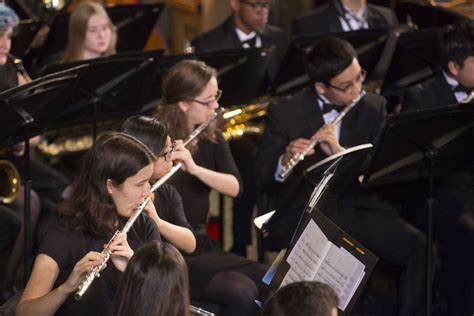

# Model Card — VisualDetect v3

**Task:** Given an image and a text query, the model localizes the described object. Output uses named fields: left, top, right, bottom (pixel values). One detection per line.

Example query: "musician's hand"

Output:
left=172, top=140, right=199, bottom=175
left=143, top=193, right=160, bottom=222
left=281, top=138, right=315, bottom=166
left=314, top=124, right=344, bottom=156
left=62, top=251, right=104, bottom=293
left=108, top=233, right=134, bottom=272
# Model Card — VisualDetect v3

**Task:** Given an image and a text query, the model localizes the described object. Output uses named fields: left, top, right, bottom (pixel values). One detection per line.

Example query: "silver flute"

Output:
left=74, top=107, right=224, bottom=300
left=279, top=90, right=366, bottom=181
left=190, top=305, right=215, bottom=316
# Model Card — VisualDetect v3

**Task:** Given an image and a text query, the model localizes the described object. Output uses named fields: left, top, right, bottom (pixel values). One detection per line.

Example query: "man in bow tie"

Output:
left=191, top=0, right=286, bottom=83
left=257, top=37, right=427, bottom=316
left=403, top=20, right=474, bottom=111
left=191, top=0, right=287, bottom=257
left=401, top=20, right=474, bottom=316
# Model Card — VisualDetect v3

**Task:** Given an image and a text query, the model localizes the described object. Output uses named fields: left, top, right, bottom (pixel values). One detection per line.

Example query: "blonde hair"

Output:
left=62, top=2, right=117, bottom=62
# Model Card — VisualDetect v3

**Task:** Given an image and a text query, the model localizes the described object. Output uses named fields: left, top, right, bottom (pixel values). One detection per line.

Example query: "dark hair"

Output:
left=263, top=281, right=339, bottom=316
left=439, top=20, right=474, bottom=72
left=305, top=37, right=357, bottom=84
left=112, top=241, right=190, bottom=316
left=120, top=115, right=169, bottom=156
left=59, top=132, right=156, bottom=236
left=154, top=60, right=217, bottom=153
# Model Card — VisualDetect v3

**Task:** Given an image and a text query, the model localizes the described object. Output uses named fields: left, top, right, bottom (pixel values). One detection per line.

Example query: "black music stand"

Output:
left=271, top=28, right=390, bottom=96
left=396, top=0, right=468, bottom=29
left=0, top=66, right=86, bottom=282
left=141, top=48, right=273, bottom=107
left=381, top=27, right=443, bottom=97
left=263, top=144, right=377, bottom=315
left=362, top=103, right=474, bottom=315
left=262, top=144, right=374, bottom=252
left=34, top=3, right=165, bottom=66
left=41, top=51, right=160, bottom=137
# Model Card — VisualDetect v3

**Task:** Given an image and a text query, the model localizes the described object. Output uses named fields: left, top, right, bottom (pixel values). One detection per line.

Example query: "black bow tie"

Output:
left=453, top=84, right=472, bottom=94
left=241, top=36, right=256, bottom=48
left=322, top=103, right=341, bottom=114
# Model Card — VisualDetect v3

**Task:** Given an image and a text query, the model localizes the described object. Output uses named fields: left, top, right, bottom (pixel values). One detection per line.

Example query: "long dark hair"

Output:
left=59, top=132, right=155, bottom=236
left=120, top=115, right=168, bottom=156
left=112, top=241, right=190, bottom=316
left=154, top=60, right=217, bottom=154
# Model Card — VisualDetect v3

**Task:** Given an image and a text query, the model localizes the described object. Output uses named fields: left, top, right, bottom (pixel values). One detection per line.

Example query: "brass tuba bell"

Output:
left=0, top=160, right=21, bottom=204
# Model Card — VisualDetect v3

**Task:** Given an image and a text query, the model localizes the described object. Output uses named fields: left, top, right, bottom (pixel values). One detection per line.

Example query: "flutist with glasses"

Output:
left=17, top=133, right=161, bottom=316
left=256, top=37, right=427, bottom=316
left=154, top=60, right=268, bottom=316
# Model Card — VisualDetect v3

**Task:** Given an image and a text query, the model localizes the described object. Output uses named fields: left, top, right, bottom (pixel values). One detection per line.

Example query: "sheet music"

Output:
left=281, top=220, right=331, bottom=286
left=279, top=219, right=367, bottom=311
left=313, top=246, right=366, bottom=311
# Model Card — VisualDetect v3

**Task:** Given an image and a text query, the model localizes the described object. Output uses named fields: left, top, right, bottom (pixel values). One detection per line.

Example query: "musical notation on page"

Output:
left=280, top=219, right=366, bottom=311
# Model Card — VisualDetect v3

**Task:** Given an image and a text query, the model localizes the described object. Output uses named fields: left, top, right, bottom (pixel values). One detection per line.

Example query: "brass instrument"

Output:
left=74, top=108, right=224, bottom=300
left=222, top=101, right=269, bottom=141
left=279, top=90, right=367, bottom=181
left=0, top=160, right=21, bottom=204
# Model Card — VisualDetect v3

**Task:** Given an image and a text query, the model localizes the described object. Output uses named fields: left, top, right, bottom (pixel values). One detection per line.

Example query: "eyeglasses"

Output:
left=240, top=1, right=273, bottom=10
left=191, top=89, right=222, bottom=108
left=159, top=142, right=176, bottom=161
left=326, top=69, right=367, bottom=94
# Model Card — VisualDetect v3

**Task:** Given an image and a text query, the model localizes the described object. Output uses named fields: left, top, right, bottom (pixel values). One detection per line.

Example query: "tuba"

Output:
left=0, top=160, right=21, bottom=204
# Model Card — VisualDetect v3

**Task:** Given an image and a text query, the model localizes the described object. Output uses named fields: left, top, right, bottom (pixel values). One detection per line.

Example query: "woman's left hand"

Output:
left=107, top=233, right=134, bottom=272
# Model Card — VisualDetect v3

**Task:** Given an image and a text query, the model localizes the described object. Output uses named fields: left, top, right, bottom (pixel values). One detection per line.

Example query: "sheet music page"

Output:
left=313, top=246, right=366, bottom=311
left=281, top=220, right=331, bottom=287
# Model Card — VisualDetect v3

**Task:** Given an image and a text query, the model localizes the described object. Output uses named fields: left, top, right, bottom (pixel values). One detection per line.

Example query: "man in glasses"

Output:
left=191, top=0, right=286, bottom=257
left=256, top=37, right=426, bottom=316
left=292, top=0, right=397, bottom=37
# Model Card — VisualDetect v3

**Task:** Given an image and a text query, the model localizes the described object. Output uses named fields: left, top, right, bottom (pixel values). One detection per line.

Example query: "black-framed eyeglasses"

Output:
left=191, top=89, right=223, bottom=108
left=326, top=69, right=367, bottom=94
left=159, top=141, right=176, bottom=161
left=240, top=1, right=273, bottom=10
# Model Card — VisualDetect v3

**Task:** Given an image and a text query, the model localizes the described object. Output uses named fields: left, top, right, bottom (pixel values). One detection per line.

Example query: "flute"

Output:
left=279, top=90, right=366, bottom=181
left=74, top=107, right=224, bottom=300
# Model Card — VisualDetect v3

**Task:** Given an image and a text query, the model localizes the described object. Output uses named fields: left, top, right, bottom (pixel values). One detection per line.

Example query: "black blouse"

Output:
left=169, top=131, right=241, bottom=226
left=38, top=214, right=161, bottom=316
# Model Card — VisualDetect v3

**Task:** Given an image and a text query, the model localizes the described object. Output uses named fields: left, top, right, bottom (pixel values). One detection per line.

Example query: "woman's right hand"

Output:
left=61, top=251, right=104, bottom=294
left=172, top=140, right=199, bottom=175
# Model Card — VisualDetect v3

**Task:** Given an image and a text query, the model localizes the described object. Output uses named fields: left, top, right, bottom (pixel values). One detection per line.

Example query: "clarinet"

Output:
left=74, top=107, right=224, bottom=300
left=279, top=90, right=366, bottom=181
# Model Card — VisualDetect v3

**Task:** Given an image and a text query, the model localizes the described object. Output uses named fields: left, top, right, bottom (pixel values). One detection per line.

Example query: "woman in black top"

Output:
left=145, top=60, right=268, bottom=315
left=16, top=132, right=161, bottom=316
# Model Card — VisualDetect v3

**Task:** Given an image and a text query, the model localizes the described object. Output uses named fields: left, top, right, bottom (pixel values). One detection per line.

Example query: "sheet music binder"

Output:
left=268, top=211, right=378, bottom=315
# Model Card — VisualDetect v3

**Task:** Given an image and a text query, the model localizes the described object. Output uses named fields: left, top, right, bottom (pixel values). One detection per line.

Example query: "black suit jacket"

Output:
left=191, top=16, right=287, bottom=83
left=402, top=73, right=457, bottom=112
left=292, top=0, right=398, bottom=36
left=256, top=87, right=386, bottom=249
